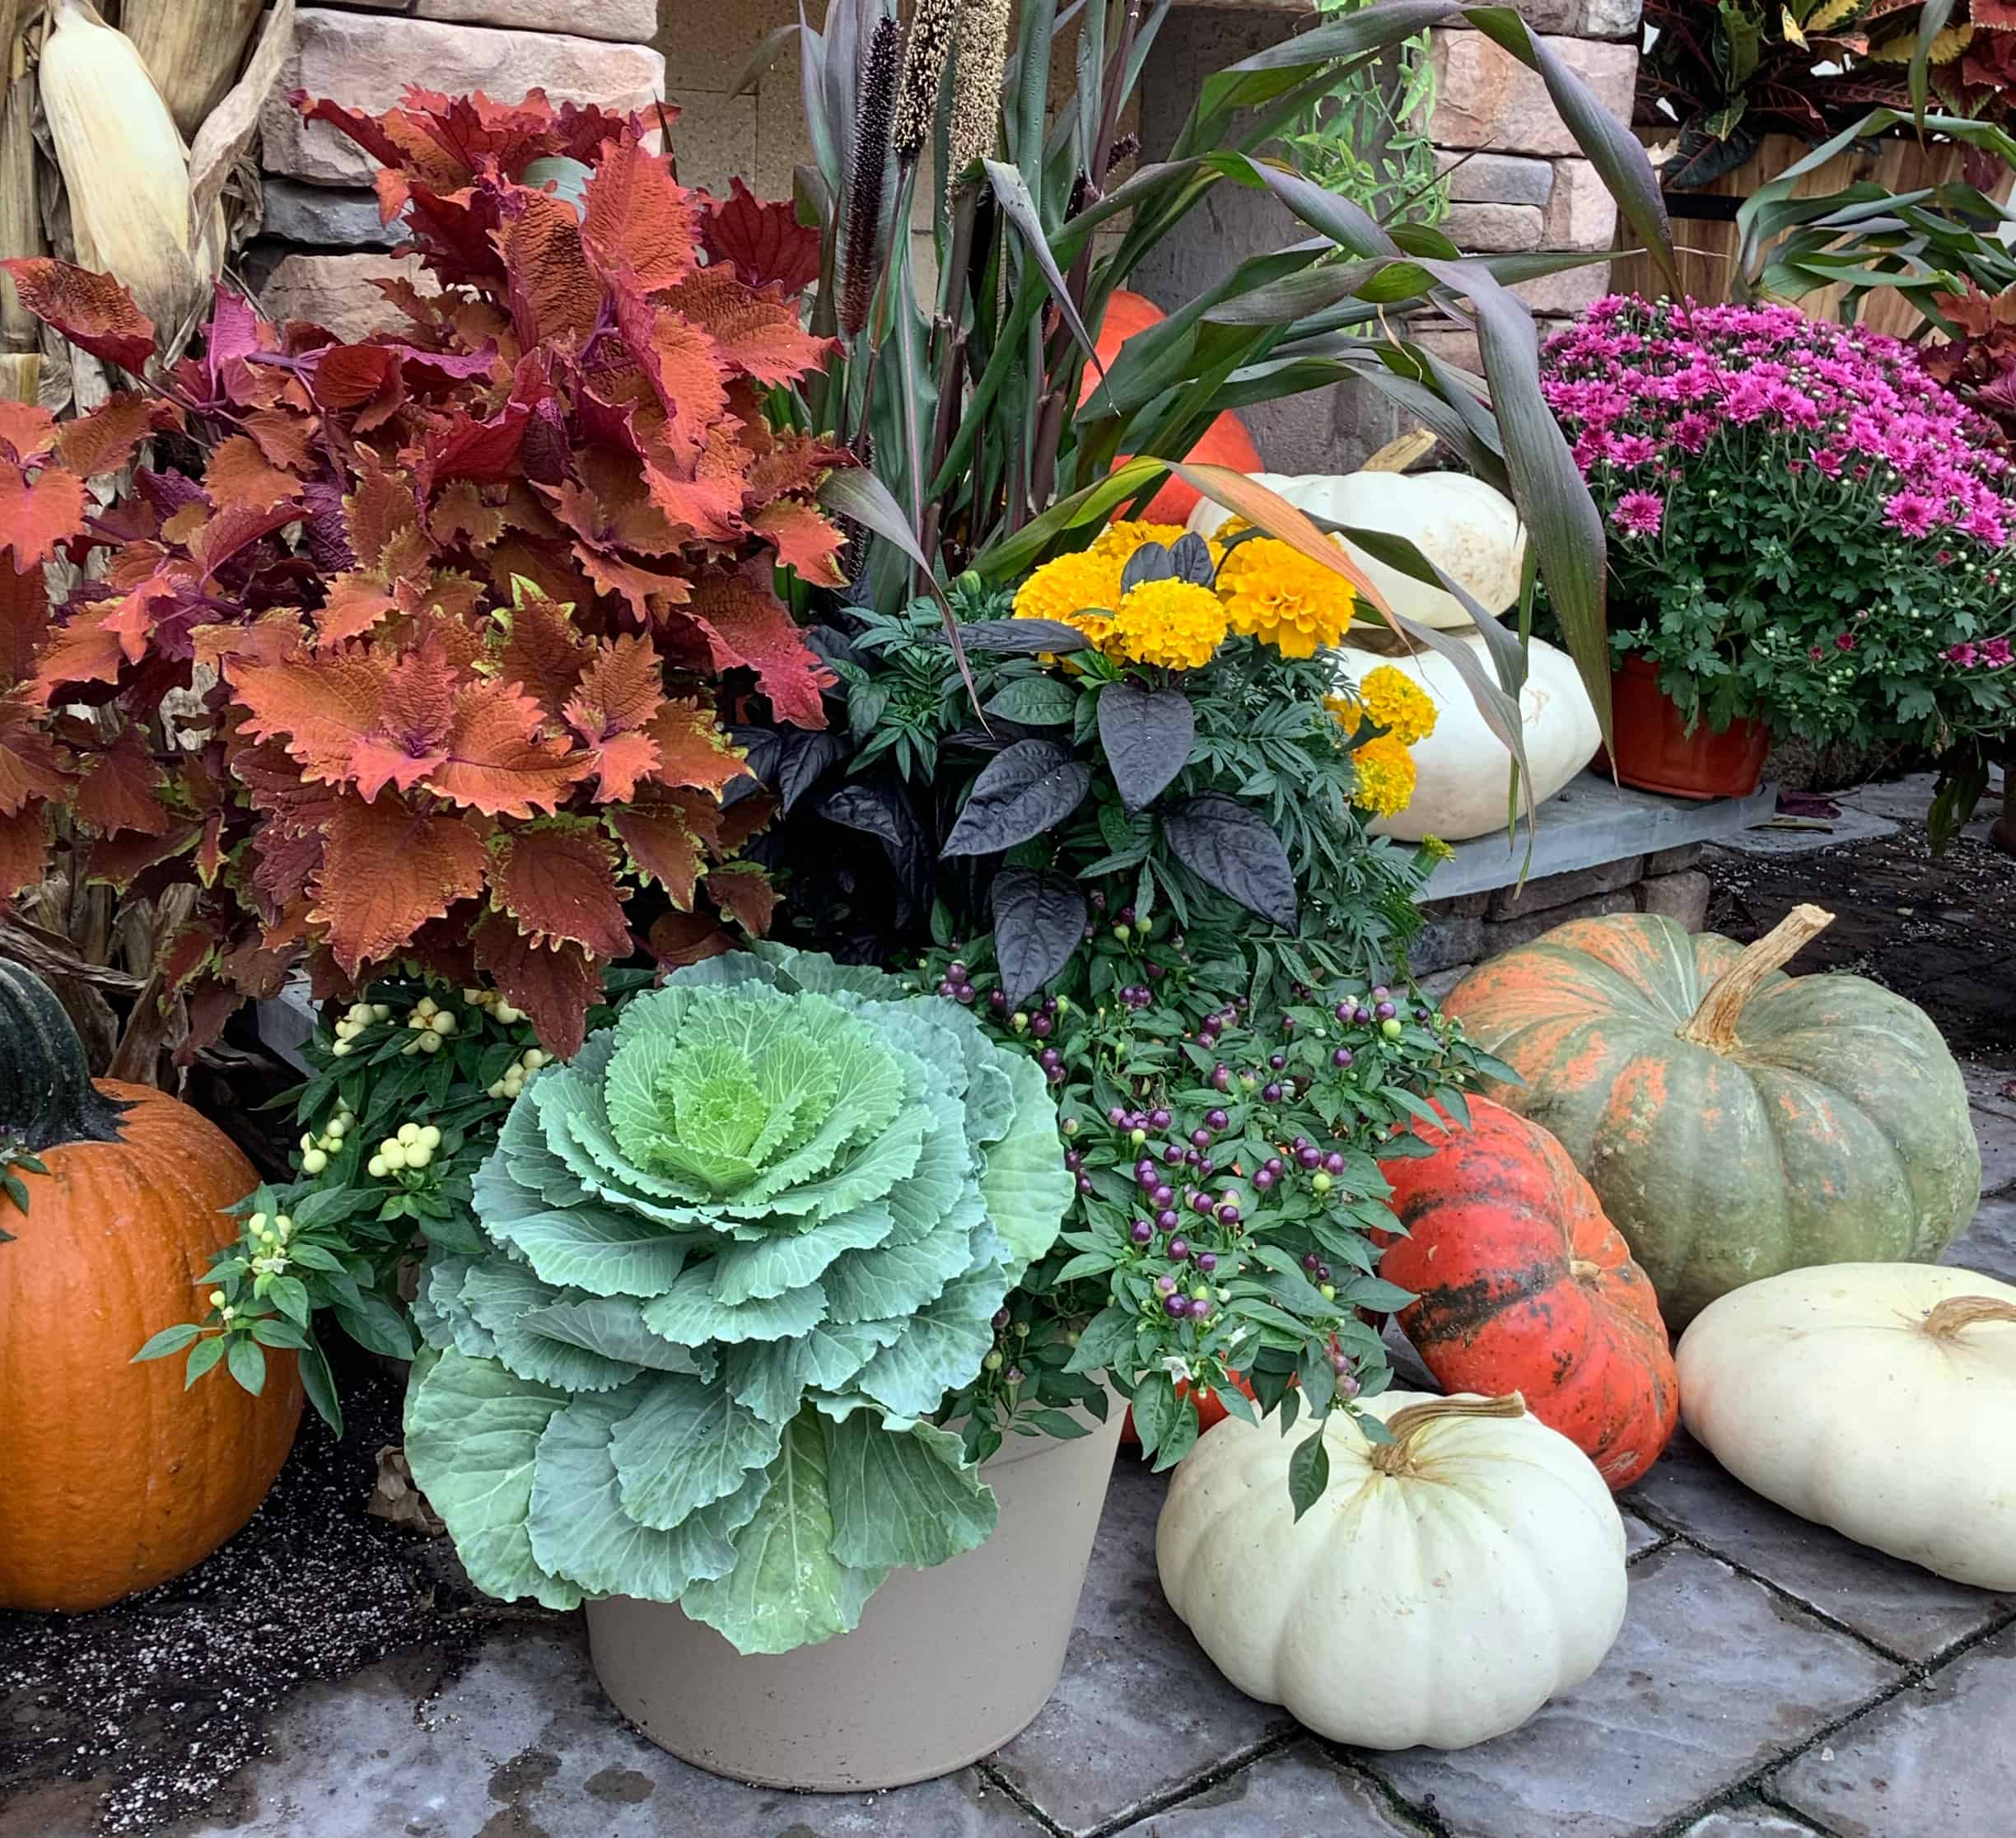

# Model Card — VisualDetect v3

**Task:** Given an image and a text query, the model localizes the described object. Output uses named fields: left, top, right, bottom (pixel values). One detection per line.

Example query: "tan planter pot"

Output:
left=584, top=1401, right=1125, bottom=1790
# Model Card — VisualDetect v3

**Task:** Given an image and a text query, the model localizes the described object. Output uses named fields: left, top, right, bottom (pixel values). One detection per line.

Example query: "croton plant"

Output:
left=0, top=91, right=844, bottom=1058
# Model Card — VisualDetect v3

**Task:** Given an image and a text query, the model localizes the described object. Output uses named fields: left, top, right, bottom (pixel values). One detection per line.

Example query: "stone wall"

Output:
left=1412, top=842, right=1709, bottom=996
left=251, top=3, right=665, bottom=335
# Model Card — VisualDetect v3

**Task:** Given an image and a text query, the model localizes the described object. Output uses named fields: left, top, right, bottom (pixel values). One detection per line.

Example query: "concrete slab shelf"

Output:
left=1421, top=771, right=1779, bottom=903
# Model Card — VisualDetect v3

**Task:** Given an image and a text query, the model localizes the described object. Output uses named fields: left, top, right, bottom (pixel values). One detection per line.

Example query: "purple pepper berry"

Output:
left=1156, top=1209, right=1179, bottom=1231
left=1151, top=1183, right=1175, bottom=1209
left=989, top=989, right=1007, bottom=1010
left=1168, top=1238, right=1190, bottom=1261
left=1164, top=1295, right=1191, bottom=1318
left=1076, top=1175, right=1093, bottom=1194
left=1155, top=1274, right=1178, bottom=1296
left=1196, top=1252, right=1218, bottom=1274
left=1253, top=1168, right=1276, bottom=1191
left=1265, top=1156, right=1285, bottom=1176
left=1031, top=1014, right=1052, bottom=1038
left=1375, top=1000, right=1398, bottom=1021
left=1211, top=1066, right=1231, bottom=1093
left=1131, top=1220, right=1154, bottom=1244
left=1297, top=1145, right=1321, bottom=1169
left=1324, top=1150, right=1346, bottom=1175
left=1064, top=1150, right=1082, bottom=1172
left=1216, top=1202, right=1240, bottom=1227
left=1163, top=1144, right=1185, bottom=1167
left=1262, top=1083, right=1283, bottom=1103
left=1206, top=1108, right=1229, bottom=1131
left=1191, top=1190, right=1216, bottom=1216
left=1332, top=1047, right=1354, bottom=1068
left=1150, top=1107, right=1172, bottom=1131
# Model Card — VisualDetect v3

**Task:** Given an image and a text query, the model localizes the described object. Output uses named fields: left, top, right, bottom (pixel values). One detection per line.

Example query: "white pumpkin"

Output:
left=1186, top=470, right=1527, bottom=628
left=1156, top=1392, right=1626, bottom=1750
left=1335, top=633, right=1601, bottom=842
left=1678, top=1264, right=2016, bottom=1590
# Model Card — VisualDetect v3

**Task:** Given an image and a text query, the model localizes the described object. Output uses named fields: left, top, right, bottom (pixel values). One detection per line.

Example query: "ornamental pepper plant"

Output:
left=0, top=91, right=845, bottom=1064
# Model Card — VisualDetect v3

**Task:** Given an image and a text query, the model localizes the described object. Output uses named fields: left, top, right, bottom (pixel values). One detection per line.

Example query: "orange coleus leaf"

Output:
left=310, top=794, right=490, bottom=976
left=0, top=461, right=88, bottom=568
left=750, top=497, right=847, bottom=587
left=677, top=562, right=830, bottom=730
left=349, top=641, right=459, bottom=801
left=488, top=819, right=632, bottom=959
left=0, top=800, right=45, bottom=902
left=471, top=903, right=601, bottom=1057
left=496, top=187, right=603, bottom=349
left=431, top=481, right=506, bottom=549
left=565, top=644, right=665, bottom=802
left=0, top=399, right=58, bottom=465
left=610, top=795, right=705, bottom=907
left=1, top=259, right=156, bottom=373
left=706, top=863, right=779, bottom=936
left=640, top=429, right=749, bottom=544
left=423, top=676, right=591, bottom=816
left=1, top=562, right=48, bottom=688
left=668, top=270, right=833, bottom=386
left=496, top=584, right=590, bottom=719
left=581, top=136, right=698, bottom=294
left=644, top=697, right=746, bottom=795
left=56, top=395, right=157, bottom=478
left=617, top=289, right=730, bottom=469
left=71, top=730, right=171, bottom=836
left=0, top=695, right=68, bottom=816
left=346, top=450, right=422, bottom=574
left=26, top=609, right=126, bottom=702
left=231, top=647, right=396, bottom=786
left=317, top=572, right=400, bottom=646
left=204, top=435, right=301, bottom=515
left=242, top=407, right=317, bottom=473
left=574, top=545, right=693, bottom=624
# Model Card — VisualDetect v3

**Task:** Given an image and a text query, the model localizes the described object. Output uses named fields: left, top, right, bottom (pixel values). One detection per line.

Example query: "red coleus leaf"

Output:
left=705, top=863, right=778, bottom=936
left=647, top=907, right=734, bottom=970
left=71, top=730, right=171, bottom=836
left=616, top=288, right=730, bottom=469
left=701, top=177, right=822, bottom=294
left=0, top=696, right=68, bottom=816
left=610, top=795, right=706, bottom=907
left=0, top=461, right=89, bottom=569
left=1, top=562, right=47, bottom=688
left=86, top=821, right=199, bottom=892
left=750, top=497, right=847, bottom=587
left=581, top=136, right=698, bottom=294
left=1, top=259, right=156, bottom=372
left=0, top=800, right=45, bottom=902
left=676, top=562, right=829, bottom=730
left=0, top=399, right=58, bottom=465
left=415, top=402, right=530, bottom=500
left=645, top=697, right=747, bottom=795
left=348, top=641, right=459, bottom=800
left=311, top=793, right=492, bottom=976
left=204, top=435, right=301, bottom=515
left=471, top=904, right=600, bottom=1057
left=488, top=819, right=632, bottom=959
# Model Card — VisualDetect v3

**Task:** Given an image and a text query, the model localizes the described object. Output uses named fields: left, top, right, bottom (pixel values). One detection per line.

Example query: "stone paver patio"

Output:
left=89, top=1069, right=2009, bottom=1838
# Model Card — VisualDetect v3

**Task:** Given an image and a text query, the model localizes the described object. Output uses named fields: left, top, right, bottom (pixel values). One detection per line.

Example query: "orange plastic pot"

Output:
left=1604, top=653, right=1769, bottom=801
left=1120, top=1370, right=1258, bottom=1446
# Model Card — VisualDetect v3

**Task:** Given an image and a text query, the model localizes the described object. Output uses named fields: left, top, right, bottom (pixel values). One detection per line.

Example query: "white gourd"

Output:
left=1155, top=1392, right=1627, bottom=1750
left=1678, top=1264, right=2016, bottom=1590
left=1186, top=471, right=1526, bottom=629
left=1334, top=633, right=1600, bottom=840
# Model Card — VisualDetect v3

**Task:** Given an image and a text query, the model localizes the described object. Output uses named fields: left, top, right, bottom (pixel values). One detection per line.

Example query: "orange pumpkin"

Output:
left=1121, top=1369, right=1257, bottom=1447
left=1083, top=289, right=1264, bottom=522
left=1377, top=1096, right=1678, bottom=1490
left=0, top=963, right=302, bottom=1612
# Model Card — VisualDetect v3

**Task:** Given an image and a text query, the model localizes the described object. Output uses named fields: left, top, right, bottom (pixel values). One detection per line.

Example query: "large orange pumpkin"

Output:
left=0, top=963, right=302, bottom=1612
left=1377, top=1096, right=1678, bottom=1490
left=1083, top=289, right=1264, bottom=522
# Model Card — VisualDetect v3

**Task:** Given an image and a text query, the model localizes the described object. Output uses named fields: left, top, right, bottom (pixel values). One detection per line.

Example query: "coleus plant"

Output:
left=404, top=945, right=1071, bottom=1653
left=0, top=89, right=847, bottom=1061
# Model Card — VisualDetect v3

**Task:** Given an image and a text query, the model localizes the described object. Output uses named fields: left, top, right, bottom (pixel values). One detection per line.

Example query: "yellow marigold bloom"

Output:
left=1012, top=548, right=1124, bottom=646
left=1323, top=688, right=1362, bottom=731
left=1108, top=578, right=1228, bottom=670
left=1216, top=538, right=1357, bottom=658
left=1351, top=734, right=1416, bottom=818
left=1091, top=520, right=1192, bottom=560
left=1359, top=665, right=1438, bottom=746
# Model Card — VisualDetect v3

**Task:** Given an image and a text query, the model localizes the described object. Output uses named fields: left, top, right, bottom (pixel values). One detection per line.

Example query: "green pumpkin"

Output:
left=1443, top=905, right=1981, bottom=1328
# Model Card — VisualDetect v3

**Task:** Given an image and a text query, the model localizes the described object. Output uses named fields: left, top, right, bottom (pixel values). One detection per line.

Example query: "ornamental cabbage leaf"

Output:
left=404, top=947, right=1069, bottom=1654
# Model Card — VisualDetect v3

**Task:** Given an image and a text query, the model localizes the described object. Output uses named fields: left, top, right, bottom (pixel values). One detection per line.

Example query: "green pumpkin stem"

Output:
left=1676, top=903, right=1834, bottom=1055
left=0, top=960, right=130, bottom=1152
left=1368, top=1392, right=1526, bottom=1476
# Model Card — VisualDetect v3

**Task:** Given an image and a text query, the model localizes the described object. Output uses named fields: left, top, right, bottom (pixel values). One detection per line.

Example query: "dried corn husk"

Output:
left=0, top=350, right=39, bottom=403
left=38, top=0, right=216, bottom=348
left=0, top=7, right=40, bottom=351
left=1361, top=428, right=1439, bottom=473
left=119, top=0, right=264, bottom=142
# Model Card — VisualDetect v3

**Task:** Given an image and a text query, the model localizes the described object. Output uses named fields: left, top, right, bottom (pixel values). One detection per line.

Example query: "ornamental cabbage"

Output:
left=403, top=946, right=1071, bottom=1653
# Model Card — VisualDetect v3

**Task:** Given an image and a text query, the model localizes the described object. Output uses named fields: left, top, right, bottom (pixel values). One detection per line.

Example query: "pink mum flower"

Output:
left=1612, top=491, right=1664, bottom=538
left=1883, top=492, right=1940, bottom=539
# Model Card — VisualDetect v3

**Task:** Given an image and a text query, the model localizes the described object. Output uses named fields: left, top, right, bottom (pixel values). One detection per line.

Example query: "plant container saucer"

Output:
left=1602, top=652, right=1769, bottom=801
left=584, top=1399, right=1124, bottom=1791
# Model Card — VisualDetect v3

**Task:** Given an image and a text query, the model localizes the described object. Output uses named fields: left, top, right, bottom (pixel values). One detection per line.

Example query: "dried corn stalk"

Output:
left=0, top=0, right=40, bottom=356
left=37, top=0, right=219, bottom=348
left=120, top=0, right=264, bottom=142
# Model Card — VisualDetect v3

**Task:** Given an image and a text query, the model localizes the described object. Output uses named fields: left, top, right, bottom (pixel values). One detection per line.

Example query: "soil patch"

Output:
left=1706, top=826, right=2016, bottom=1063
left=0, top=1364, right=487, bottom=1836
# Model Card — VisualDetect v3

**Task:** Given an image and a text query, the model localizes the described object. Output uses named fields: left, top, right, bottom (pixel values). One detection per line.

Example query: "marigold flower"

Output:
left=1358, top=665, right=1438, bottom=746
left=1092, top=520, right=1193, bottom=559
left=1012, top=548, right=1124, bottom=646
left=1108, top=578, right=1228, bottom=670
left=1350, top=734, right=1416, bottom=818
left=1216, top=538, right=1356, bottom=658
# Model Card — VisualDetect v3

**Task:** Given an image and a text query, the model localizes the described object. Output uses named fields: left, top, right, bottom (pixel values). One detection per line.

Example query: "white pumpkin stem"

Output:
left=1368, top=1392, right=1526, bottom=1475
left=1675, top=903, right=1834, bottom=1054
left=1922, top=1296, right=2016, bottom=1338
